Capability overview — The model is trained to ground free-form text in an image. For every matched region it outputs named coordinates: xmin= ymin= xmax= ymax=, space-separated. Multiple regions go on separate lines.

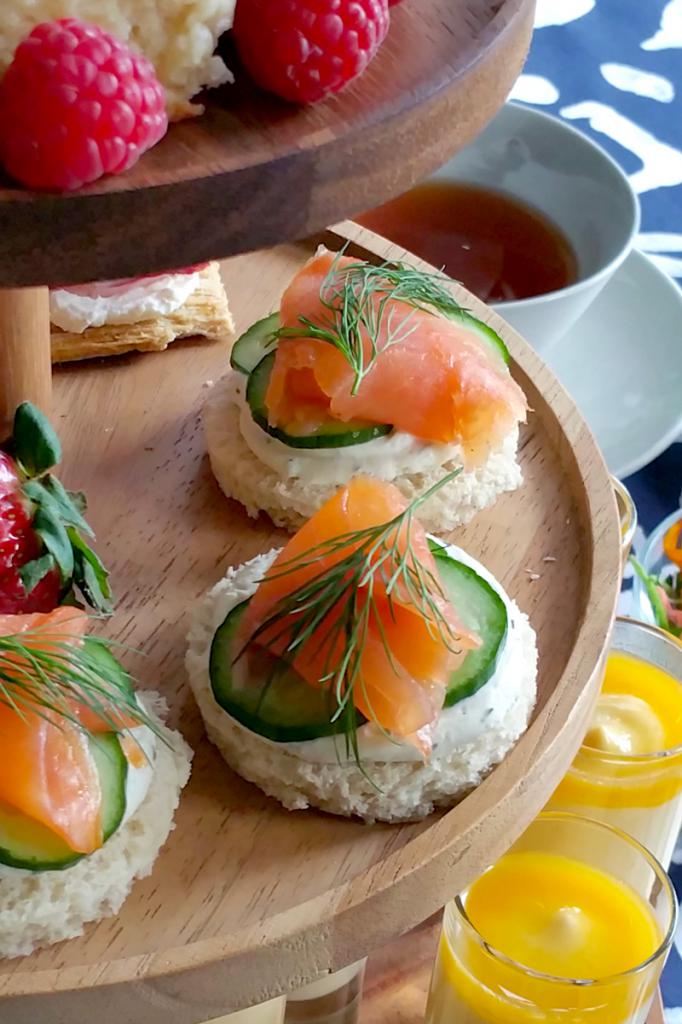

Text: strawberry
xmin=0 ymin=404 xmax=112 ymax=615
xmin=0 ymin=461 xmax=61 ymax=614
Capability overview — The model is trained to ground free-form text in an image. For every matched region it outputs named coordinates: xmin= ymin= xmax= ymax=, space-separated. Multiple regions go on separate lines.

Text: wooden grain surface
xmin=0 ymin=224 xmax=621 ymax=1023
xmin=0 ymin=0 xmax=534 ymax=287
xmin=361 ymin=918 xmax=667 ymax=1024
xmin=0 ymin=286 xmax=51 ymax=439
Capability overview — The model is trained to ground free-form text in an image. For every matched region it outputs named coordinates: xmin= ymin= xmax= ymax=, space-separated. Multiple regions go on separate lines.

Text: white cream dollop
xmin=50 ymin=271 xmax=202 ymax=333
xmin=208 ymin=542 xmax=521 ymax=765
xmin=120 ymin=720 xmax=157 ymax=825
xmin=584 ymin=694 xmax=665 ymax=756
xmin=540 ymin=907 xmax=588 ymax=954
xmin=236 ymin=378 xmax=464 ymax=486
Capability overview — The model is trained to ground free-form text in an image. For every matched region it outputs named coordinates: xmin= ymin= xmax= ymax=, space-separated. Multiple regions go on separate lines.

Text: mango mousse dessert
xmin=425 ymin=813 xmax=676 ymax=1024
xmin=549 ymin=617 xmax=682 ymax=867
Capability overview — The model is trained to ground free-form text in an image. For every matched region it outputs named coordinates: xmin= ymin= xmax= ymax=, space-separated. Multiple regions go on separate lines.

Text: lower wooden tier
xmin=0 ymin=227 xmax=620 ymax=1020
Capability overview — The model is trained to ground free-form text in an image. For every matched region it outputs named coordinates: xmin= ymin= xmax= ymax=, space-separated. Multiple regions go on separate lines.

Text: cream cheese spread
xmin=120 ymin=720 xmax=157 ymax=825
xmin=50 ymin=271 xmax=202 ymax=333
xmin=235 ymin=378 xmax=464 ymax=486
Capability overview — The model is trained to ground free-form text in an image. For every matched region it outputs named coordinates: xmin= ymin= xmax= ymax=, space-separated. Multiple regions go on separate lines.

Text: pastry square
xmin=51 ymin=262 xmax=234 ymax=363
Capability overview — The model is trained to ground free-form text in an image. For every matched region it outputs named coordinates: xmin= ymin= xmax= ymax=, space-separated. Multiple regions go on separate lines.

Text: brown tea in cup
xmin=357 ymin=181 xmax=578 ymax=304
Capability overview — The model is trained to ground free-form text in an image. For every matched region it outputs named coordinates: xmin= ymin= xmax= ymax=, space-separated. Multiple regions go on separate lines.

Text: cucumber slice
xmin=209 ymin=548 xmax=507 ymax=743
xmin=91 ymin=732 xmax=128 ymax=841
xmin=446 ymin=309 xmax=510 ymax=365
xmin=210 ymin=601 xmax=362 ymax=743
xmin=0 ymin=732 xmax=127 ymax=872
xmin=430 ymin=543 xmax=509 ymax=706
xmin=246 ymin=353 xmax=392 ymax=449
xmin=230 ymin=313 xmax=279 ymax=375
xmin=231 ymin=304 xmax=508 ymax=381
xmin=83 ymin=637 xmax=134 ymax=697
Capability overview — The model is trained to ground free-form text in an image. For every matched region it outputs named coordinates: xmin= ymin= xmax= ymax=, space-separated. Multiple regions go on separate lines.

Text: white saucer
xmin=547 ymin=248 xmax=682 ymax=479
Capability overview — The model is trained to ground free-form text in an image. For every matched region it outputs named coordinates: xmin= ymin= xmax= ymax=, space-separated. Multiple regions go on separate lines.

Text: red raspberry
xmin=0 ymin=19 xmax=168 ymax=191
xmin=234 ymin=0 xmax=390 ymax=104
xmin=0 ymin=452 xmax=60 ymax=614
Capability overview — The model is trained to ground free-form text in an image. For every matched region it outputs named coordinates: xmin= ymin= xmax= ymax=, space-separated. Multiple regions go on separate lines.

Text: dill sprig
xmin=241 ymin=471 xmax=464 ymax=758
xmin=276 ymin=251 xmax=466 ymax=395
xmin=0 ymin=628 xmax=166 ymax=743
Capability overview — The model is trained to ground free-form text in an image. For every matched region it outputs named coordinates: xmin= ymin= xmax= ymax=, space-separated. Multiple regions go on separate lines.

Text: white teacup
xmin=430 ymin=102 xmax=640 ymax=354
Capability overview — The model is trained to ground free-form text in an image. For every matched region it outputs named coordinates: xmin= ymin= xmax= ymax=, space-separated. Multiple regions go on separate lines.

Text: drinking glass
xmin=425 ymin=812 xmax=676 ymax=1024
xmin=549 ymin=617 xmax=682 ymax=868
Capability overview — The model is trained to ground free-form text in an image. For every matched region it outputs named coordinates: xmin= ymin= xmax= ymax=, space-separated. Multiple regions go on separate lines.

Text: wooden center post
xmin=0 ymin=286 xmax=52 ymax=439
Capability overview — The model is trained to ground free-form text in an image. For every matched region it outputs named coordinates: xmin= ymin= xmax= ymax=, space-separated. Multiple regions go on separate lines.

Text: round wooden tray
xmin=0 ymin=224 xmax=621 ymax=1023
xmin=0 ymin=0 xmax=534 ymax=288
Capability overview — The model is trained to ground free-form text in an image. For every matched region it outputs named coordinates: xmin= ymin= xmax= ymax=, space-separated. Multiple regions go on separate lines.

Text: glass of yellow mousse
xmin=549 ymin=616 xmax=682 ymax=867
xmin=425 ymin=812 xmax=676 ymax=1024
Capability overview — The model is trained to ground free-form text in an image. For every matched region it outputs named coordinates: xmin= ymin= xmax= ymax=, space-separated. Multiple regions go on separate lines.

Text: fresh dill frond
xmin=0 ymin=629 xmax=167 ymax=744
xmin=240 ymin=471 xmax=464 ymax=762
xmin=275 ymin=250 xmax=466 ymax=395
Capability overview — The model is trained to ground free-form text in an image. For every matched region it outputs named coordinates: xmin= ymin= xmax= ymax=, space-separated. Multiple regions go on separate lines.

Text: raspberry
xmin=0 ymin=19 xmax=168 ymax=191
xmin=234 ymin=0 xmax=390 ymax=104
xmin=0 ymin=452 xmax=60 ymax=614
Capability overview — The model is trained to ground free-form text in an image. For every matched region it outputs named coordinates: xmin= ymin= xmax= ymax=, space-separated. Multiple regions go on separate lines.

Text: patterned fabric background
xmin=515 ymin=2 xmax=682 ymax=1016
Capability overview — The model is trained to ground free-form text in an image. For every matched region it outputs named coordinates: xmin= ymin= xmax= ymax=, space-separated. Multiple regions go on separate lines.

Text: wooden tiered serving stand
xmin=0 ymin=0 xmax=650 ymax=1020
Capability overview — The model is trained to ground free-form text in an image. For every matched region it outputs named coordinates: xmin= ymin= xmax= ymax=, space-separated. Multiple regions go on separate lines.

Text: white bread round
xmin=0 ymin=696 xmax=192 ymax=959
xmin=186 ymin=554 xmax=538 ymax=824
xmin=204 ymin=374 xmax=523 ymax=533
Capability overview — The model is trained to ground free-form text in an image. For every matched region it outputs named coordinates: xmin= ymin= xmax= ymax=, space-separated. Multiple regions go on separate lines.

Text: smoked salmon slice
xmin=244 ymin=477 xmax=480 ymax=744
xmin=0 ymin=606 xmax=88 ymax=639
xmin=0 ymin=607 xmax=138 ymax=733
xmin=0 ymin=609 xmax=102 ymax=853
xmin=266 ymin=250 xmax=527 ymax=456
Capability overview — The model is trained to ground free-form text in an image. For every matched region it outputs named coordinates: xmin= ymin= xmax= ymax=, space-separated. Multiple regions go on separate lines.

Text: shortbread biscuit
xmin=51 ymin=263 xmax=234 ymax=363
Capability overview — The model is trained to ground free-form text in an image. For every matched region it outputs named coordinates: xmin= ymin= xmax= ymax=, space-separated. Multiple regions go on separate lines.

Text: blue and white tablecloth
xmin=515 ymin=3 xmax=682 ymax=1015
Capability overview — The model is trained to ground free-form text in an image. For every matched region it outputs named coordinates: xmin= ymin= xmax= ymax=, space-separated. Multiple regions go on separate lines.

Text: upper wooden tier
xmin=0 ymin=0 xmax=533 ymax=288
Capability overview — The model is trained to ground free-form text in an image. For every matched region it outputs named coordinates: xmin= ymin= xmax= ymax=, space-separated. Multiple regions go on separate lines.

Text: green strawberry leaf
xmin=68 ymin=527 xmax=113 ymax=615
xmin=18 ymin=553 xmax=56 ymax=595
xmin=68 ymin=489 xmax=88 ymax=514
xmin=74 ymin=554 xmax=113 ymax=615
xmin=21 ymin=477 xmax=94 ymax=538
xmin=33 ymin=507 xmax=74 ymax=584
xmin=42 ymin=475 xmax=93 ymax=536
xmin=58 ymin=586 xmax=81 ymax=608
xmin=12 ymin=403 xmax=62 ymax=478
xmin=20 ymin=479 xmax=49 ymax=510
